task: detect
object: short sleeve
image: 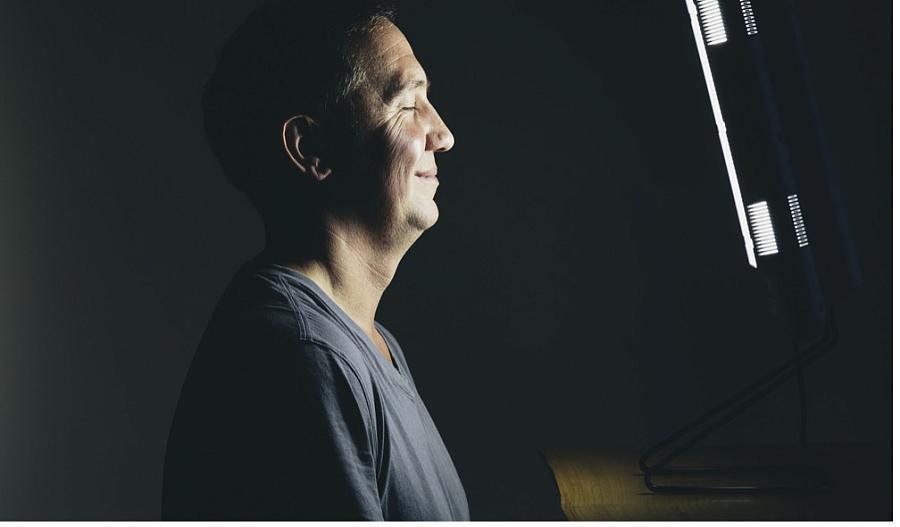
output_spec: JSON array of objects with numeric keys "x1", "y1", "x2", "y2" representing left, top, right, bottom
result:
[
  {"x1": 163, "y1": 278, "x2": 385, "y2": 520},
  {"x1": 248, "y1": 338, "x2": 384, "y2": 520},
  {"x1": 291, "y1": 340, "x2": 383, "y2": 518}
]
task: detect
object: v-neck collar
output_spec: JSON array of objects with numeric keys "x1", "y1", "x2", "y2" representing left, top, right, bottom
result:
[{"x1": 262, "y1": 262, "x2": 416, "y2": 398}]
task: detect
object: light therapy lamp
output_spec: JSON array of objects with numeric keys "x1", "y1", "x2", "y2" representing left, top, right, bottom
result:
[{"x1": 638, "y1": 0, "x2": 861, "y2": 493}]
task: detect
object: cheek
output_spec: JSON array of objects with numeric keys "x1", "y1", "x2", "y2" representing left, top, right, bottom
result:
[{"x1": 384, "y1": 119, "x2": 426, "y2": 180}]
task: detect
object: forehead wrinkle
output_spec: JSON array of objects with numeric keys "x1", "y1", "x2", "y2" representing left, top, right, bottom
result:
[
  {"x1": 370, "y1": 34, "x2": 412, "y2": 61},
  {"x1": 349, "y1": 26, "x2": 409, "y2": 81},
  {"x1": 355, "y1": 25, "x2": 431, "y2": 107},
  {"x1": 383, "y1": 51, "x2": 417, "y2": 69}
]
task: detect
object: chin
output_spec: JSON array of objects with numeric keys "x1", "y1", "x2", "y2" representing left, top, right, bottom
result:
[{"x1": 409, "y1": 202, "x2": 440, "y2": 231}]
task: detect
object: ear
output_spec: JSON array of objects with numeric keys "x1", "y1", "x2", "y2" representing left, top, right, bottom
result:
[{"x1": 282, "y1": 115, "x2": 333, "y2": 181}]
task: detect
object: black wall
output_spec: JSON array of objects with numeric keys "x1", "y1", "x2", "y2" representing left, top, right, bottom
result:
[{"x1": 0, "y1": 0, "x2": 890, "y2": 519}]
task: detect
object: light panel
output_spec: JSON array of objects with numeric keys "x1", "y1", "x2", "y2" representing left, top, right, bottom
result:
[
  {"x1": 787, "y1": 194, "x2": 809, "y2": 247},
  {"x1": 747, "y1": 201, "x2": 779, "y2": 256},
  {"x1": 685, "y1": 0, "x2": 758, "y2": 267},
  {"x1": 697, "y1": 0, "x2": 728, "y2": 46},
  {"x1": 740, "y1": 0, "x2": 759, "y2": 36}
]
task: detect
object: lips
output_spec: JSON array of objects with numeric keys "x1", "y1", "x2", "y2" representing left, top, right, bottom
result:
[{"x1": 415, "y1": 169, "x2": 438, "y2": 179}]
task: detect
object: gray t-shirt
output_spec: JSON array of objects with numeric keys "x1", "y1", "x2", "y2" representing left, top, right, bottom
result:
[{"x1": 162, "y1": 259, "x2": 469, "y2": 521}]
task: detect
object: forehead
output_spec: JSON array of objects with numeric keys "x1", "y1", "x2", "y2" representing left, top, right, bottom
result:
[{"x1": 358, "y1": 23, "x2": 426, "y2": 90}]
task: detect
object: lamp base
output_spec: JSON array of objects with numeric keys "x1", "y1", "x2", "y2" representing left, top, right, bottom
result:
[
  {"x1": 643, "y1": 462, "x2": 830, "y2": 494},
  {"x1": 639, "y1": 310, "x2": 837, "y2": 494}
]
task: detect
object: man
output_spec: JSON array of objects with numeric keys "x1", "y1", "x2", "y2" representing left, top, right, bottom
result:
[{"x1": 161, "y1": 1, "x2": 467, "y2": 520}]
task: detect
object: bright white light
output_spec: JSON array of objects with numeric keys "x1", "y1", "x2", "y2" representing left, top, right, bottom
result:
[
  {"x1": 787, "y1": 194, "x2": 809, "y2": 247},
  {"x1": 697, "y1": 0, "x2": 728, "y2": 46},
  {"x1": 748, "y1": 201, "x2": 779, "y2": 256},
  {"x1": 685, "y1": 0, "x2": 758, "y2": 267},
  {"x1": 740, "y1": 0, "x2": 759, "y2": 35}
]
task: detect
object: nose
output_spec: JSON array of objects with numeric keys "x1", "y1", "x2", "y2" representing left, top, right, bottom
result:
[{"x1": 426, "y1": 105, "x2": 454, "y2": 153}]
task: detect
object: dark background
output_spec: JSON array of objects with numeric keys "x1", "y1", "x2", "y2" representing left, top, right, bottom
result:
[{"x1": 0, "y1": 0, "x2": 890, "y2": 519}]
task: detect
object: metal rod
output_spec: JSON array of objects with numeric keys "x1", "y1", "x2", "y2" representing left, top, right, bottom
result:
[
  {"x1": 639, "y1": 310, "x2": 834, "y2": 472},
  {"x1": 638, "y1": 310, "x2": 837, "y2": 494}
]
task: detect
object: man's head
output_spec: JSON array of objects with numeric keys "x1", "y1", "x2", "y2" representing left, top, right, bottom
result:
[{"x1": 203, "y1": 1, "x2": 454, "y2": 246}]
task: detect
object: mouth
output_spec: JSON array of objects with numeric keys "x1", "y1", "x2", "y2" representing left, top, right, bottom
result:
[{"x1": 415, "y1": 169, "x2": 438, "y2": 181}]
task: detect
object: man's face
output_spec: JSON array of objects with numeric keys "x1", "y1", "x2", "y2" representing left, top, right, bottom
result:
[{"x1": 344, "y1": 22, "x2": 454, "y2": 241}]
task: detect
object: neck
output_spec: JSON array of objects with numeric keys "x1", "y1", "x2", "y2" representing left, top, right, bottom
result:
[{"x1": 264, "y1": 214, "x2": 416, "y2": 337}]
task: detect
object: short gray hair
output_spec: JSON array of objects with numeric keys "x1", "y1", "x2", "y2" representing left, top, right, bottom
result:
[{"x1": 202, "y1": 1, "x2": 397, "y2": 219}]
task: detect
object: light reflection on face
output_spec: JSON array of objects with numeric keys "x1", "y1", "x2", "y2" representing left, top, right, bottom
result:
[{"x1": 347, "y1": 22, "x2": 455, "y2": 243}]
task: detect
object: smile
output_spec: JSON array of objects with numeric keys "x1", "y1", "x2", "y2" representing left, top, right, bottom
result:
[{"x1": 415, "y1": 171, "x2": 439, "y2": 183}]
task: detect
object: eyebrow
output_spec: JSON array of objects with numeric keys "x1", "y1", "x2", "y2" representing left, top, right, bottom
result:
[{"x1": 383, "y1": 74, "x2": 430, "y2": 102}]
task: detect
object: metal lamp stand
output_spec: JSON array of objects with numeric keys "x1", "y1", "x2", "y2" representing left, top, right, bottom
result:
[{"x1": 638, "y1": 310, "x2": 837, "y2": 494}]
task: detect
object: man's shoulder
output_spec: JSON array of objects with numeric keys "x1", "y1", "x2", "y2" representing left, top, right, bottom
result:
[{"x1": 215, "y1": 260, "x2": 370, "y2": 371}]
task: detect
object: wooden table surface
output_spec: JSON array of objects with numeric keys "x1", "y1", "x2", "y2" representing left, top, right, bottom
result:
[{"x1": 542, "y1": 443, "x2": 890, "y2": 521}]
